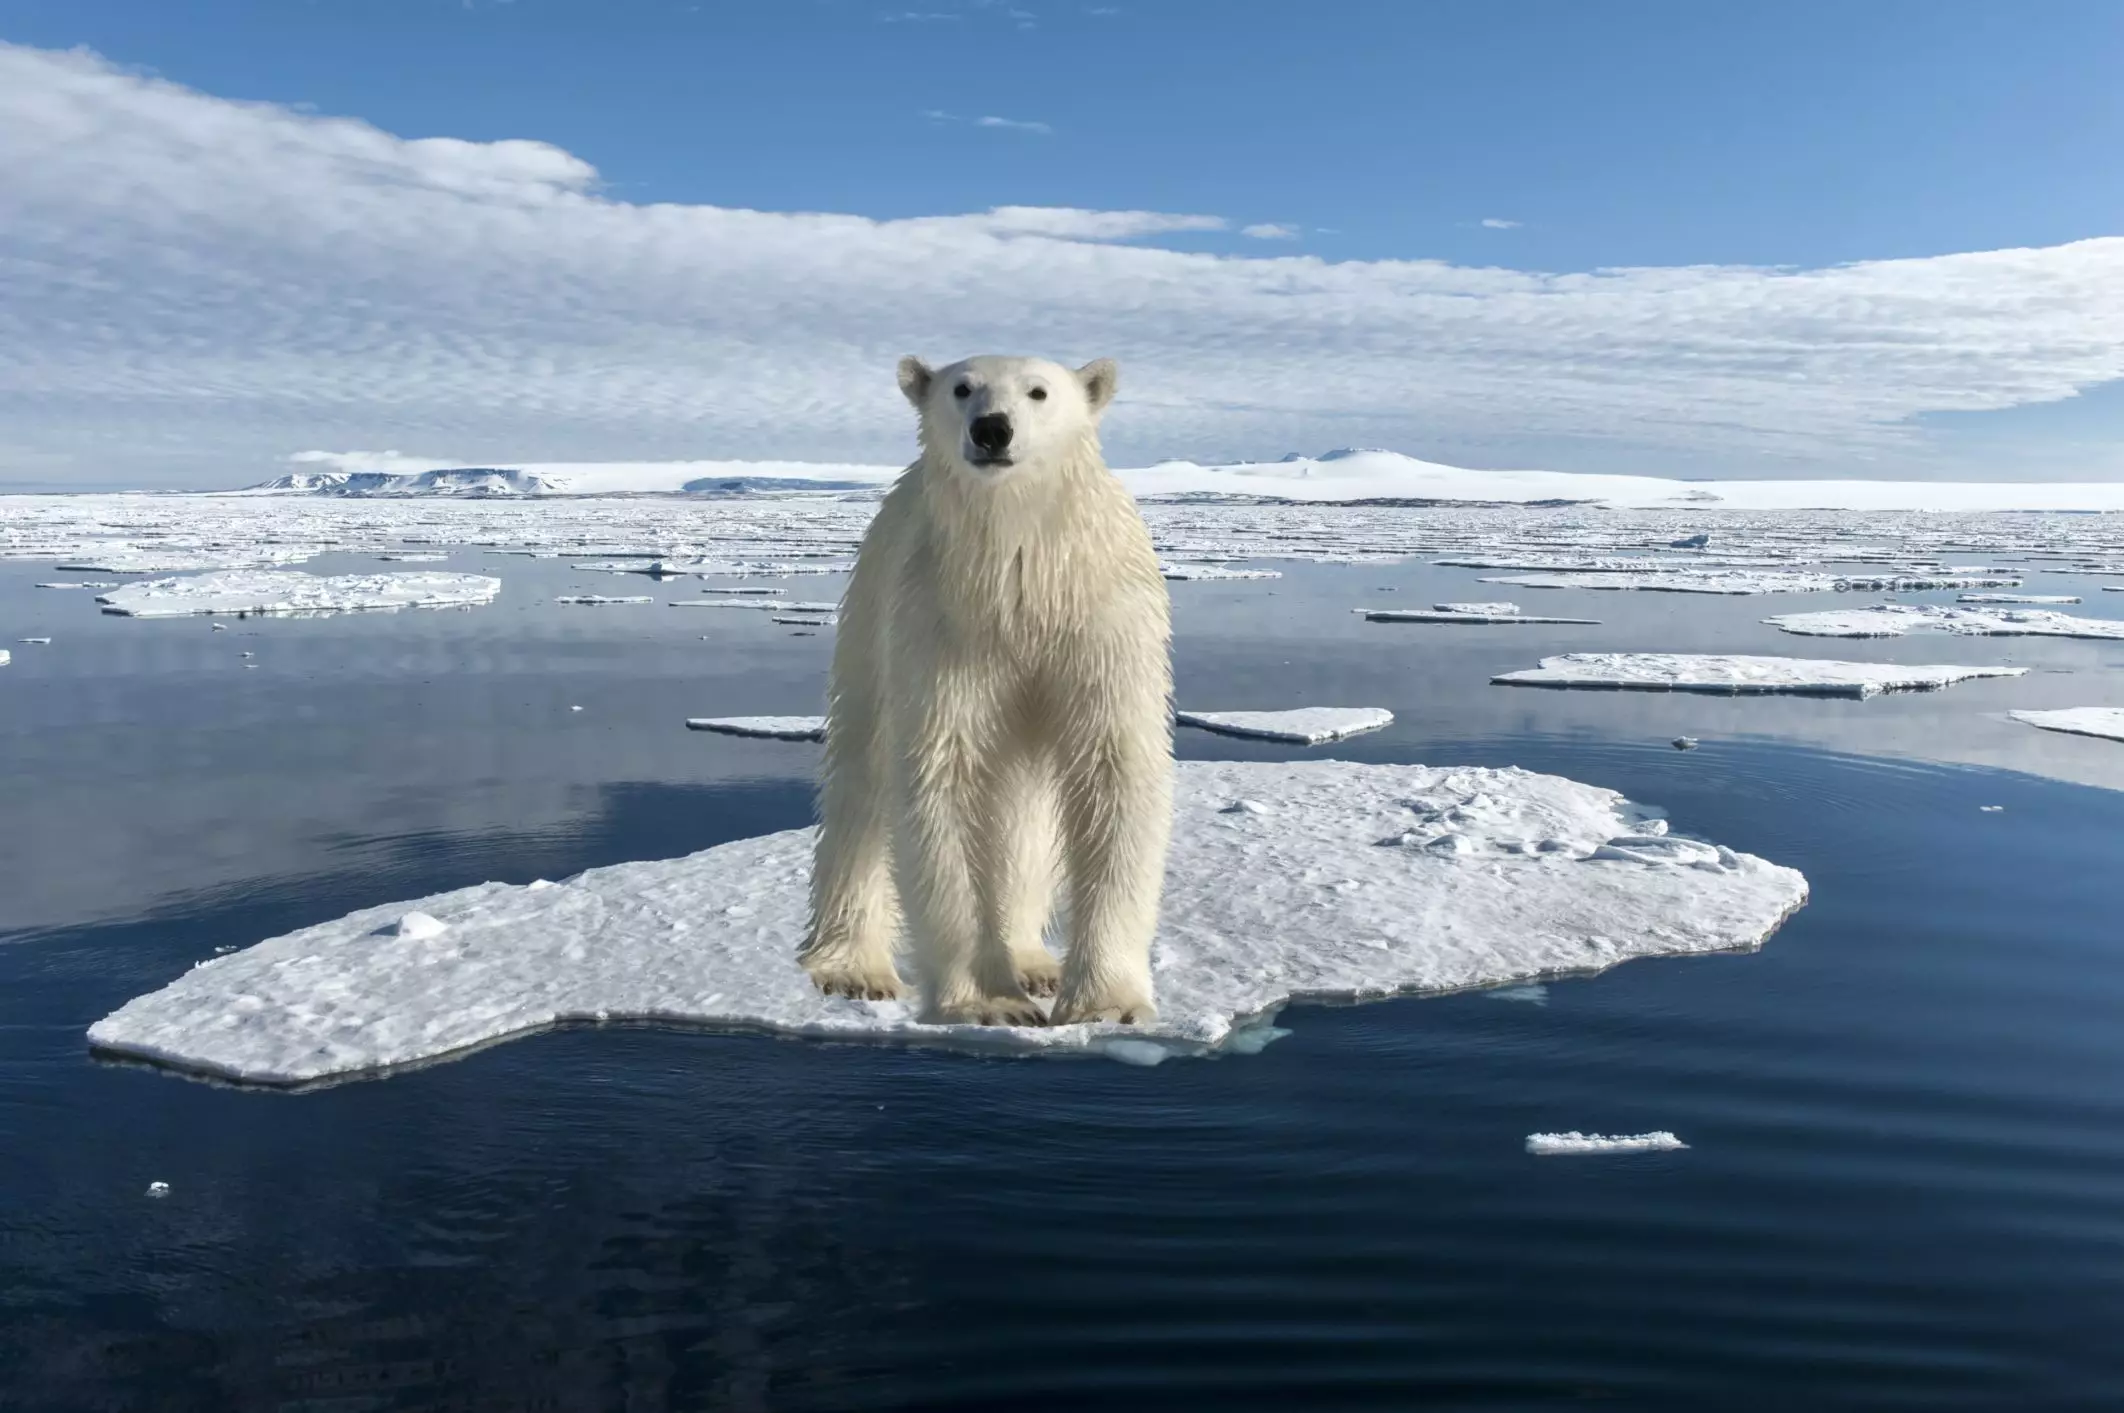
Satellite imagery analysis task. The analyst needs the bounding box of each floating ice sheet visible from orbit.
[1763,604,2124,640]
[554,594,652,606]
[2008,708,2124,744]
[1363,602,1600,625]
[88,760,1807,1087]
[1526,1131,1688,1156]
[1481,570,1839,595]
[97,570,500,618]
[1959,593,2080,605]
[1175,708,1394,743]
[1493,653,2026,699]
[684,716,828,740]
[1160,563,1283,581]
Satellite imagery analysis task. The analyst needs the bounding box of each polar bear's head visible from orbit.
[898,354,1117,479]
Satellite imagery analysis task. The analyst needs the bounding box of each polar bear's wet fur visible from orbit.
[800,354,1175,1027]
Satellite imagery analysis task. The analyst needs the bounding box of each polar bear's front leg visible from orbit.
[894,710,1048,1028]
[1051,723,1174,1027]
[973,755,1063,999]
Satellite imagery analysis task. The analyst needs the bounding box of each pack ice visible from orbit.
[88,760,1806,1086]
[97,570,501,618]
[1494,653,2027,698]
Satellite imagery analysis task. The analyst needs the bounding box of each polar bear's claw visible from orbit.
[803,960,904,1002]
[1050,999,1159,1027]
[930,997,1051,1028]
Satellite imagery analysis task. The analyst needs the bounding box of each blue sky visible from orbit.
[1,0,2121,487]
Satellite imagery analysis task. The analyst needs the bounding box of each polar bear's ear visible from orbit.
[897,357,934,408]
[1076,358,1119,416]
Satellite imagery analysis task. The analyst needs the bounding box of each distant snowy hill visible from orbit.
[238,450,2124,513]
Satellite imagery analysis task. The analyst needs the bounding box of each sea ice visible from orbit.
[19,637,50,645]
[1175,708,1395,743]
[88,760,1807,1086]
[1160,563,1283,581]
[1493,653,2027,699]
[1763,604,2124,640]
[1480,570,1840,595]
[1525,1131,1688,1156]
[1958,593,2080,605]
[96,570,500,618]
[554,594,652,605]
[0,650,9,668]
[2008,708,2124,744]
[1362,601,1600,624]
[684,716,829,740]
[146,1181,171,1198]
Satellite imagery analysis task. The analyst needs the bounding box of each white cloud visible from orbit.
[1241,223,1300,240]
[973,114,1052,134]
[1481,217,1522,229]
[3,41,2123,487]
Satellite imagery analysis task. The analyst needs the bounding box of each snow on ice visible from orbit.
[1493,653,2027,699]
[1763,604,2124,640]
[88,760,1807,1086]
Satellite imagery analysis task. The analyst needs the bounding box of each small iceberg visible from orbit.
[97,570,500,618]
[1526,1131,1687,1156]
[2008,708,2124,744]
[685,716,828,741]
[1176,708,1394,744]
[1493,653,2026,699]
[88,759,1807,1087]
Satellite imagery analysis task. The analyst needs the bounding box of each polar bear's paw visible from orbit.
[1012,949,1063,998]
[801,956,904,1002]
[1051,992,1159,1027]
[928,995,1051,1028]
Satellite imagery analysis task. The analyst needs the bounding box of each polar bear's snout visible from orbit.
[968,413,1013,463]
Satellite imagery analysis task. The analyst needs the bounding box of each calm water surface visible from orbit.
[4,547,2124,1409]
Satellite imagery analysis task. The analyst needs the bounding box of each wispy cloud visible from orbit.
[1480,217,1523,229]
[2,42,2122,486]
[1240,223,1300,240]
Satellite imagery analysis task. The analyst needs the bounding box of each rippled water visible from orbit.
[5,549,2124,1408]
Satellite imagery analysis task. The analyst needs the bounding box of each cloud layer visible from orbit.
[3,41,2122,486]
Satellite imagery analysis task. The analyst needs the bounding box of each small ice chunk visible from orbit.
[0,651,10,668]
[1176,707,1393,744]
[146,1181,171,1197]
[1100,1039,1173,1066]
[19,637,51,645]
[393,911,447,940]
[1436,602,1519,615]
[1525,1131,1687,1156]
[1494,653,2025,699]
[1363,605,1600,625]
[1979,805,2004,813]
[685,715,828,741]
[1673,737,1700,750]
[1221,799,1272,815]
[554,595,653,605]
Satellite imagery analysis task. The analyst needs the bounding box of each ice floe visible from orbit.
[96,570,501,618]
[1362,601,1600,625]
[554,594,653,605]
[1762,604,2124,640]
[2008,708,2124,744]
[1481,570,1841,595]
[87,759,1808,1086]
[683,716,828,740]
[1525,1131,1688,1156]
[1493,653,2027,699]
[1175,708,1395,743]
[0,650,10,668]
[1959,593,2080,605]
[1160,563,1283,581]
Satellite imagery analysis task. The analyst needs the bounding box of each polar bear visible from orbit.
[798,354,1174,1027]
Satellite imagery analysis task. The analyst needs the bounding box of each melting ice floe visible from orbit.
[2008,708,2124,744]
[1493,653,2026,698]
[684,716,828,740]
[96,570,501,618]
[1958,593,2080,605]
[1160,563,1283,581]
[1175,708,1394,743]
[1762,604,2124,640]
[87,760,1806,1086]
[555,594,652,606]
[1525,1131,1688,1155]
[1481,570,2022,596]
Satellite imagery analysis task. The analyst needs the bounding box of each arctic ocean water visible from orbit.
[5,549,2124,1409]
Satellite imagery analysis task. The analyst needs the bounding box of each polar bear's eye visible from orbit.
[1028,387,1048,401]
[953,383,972,399]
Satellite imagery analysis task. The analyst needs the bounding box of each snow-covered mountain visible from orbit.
[237,450,2124,513]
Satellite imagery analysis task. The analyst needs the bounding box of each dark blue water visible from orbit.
[5,549,2124,1409]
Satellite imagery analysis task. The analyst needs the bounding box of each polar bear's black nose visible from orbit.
[969,413,1013,456]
